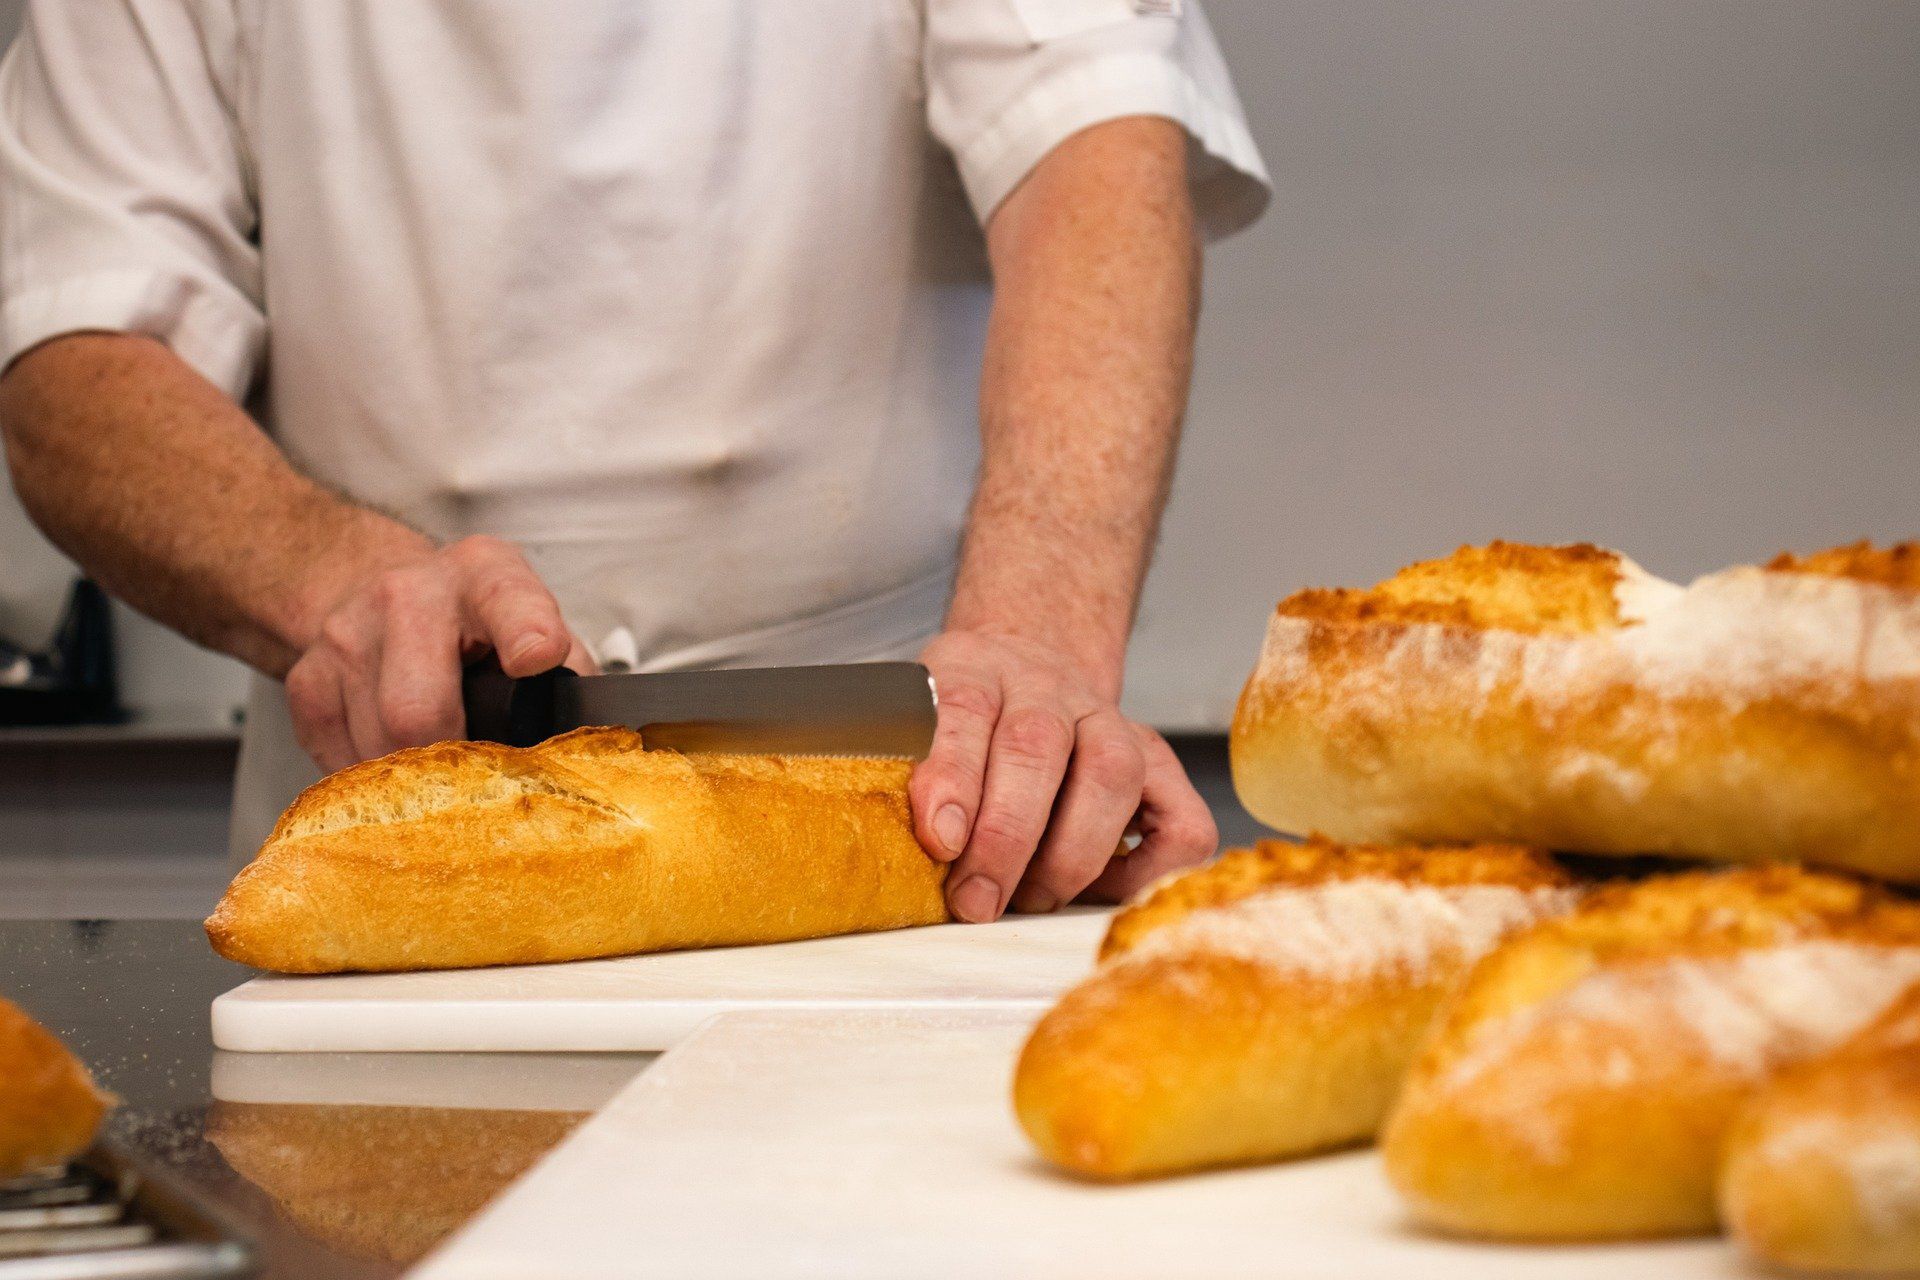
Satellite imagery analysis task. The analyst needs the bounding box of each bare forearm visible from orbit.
[950,115,1199,698]
[0,333,429,676]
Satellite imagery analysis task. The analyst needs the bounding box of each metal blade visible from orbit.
[560,662,937,759]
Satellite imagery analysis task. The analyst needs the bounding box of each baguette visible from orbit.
[0,997,110,1176]
[1232,540,1920,882]
[1381,865,1920,1241]
[1720,981,1920,1274]
[1012,838,1577,1179]
[205,727,949,973]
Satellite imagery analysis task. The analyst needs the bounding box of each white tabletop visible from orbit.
[413,1008,1744,1280]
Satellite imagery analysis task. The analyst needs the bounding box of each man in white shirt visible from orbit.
[0,2,1267,922]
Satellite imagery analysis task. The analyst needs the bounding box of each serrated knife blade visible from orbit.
[462,660,938,759]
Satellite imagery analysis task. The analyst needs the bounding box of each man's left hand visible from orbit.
[909,629,1218,923]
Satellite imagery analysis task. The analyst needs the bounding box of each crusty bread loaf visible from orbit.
[207,1102,582,1263]
[0,996,109,1176]
[1012,838,1577,1179]
[1232,540,1920,883]
[1382,865,1920,1241]
[206,727,949,973]
[1720,980,1920,1274]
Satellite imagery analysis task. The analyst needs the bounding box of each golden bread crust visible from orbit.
[207,1102,582,1263]
[1276,542,1627,635]
[1720,981,1920,1273]
[1015,840,1575,1180]
[0,997,109,1176]
[206,728,949,973]
[1769,540,1920,589]
[1233,541,1920,883]
[1383,866,1920,1242]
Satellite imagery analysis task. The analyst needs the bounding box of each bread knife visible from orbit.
[461,657,938,759]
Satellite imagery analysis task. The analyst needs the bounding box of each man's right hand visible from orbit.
[284,535,591,772]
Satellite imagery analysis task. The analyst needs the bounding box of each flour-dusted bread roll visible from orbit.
[206,727,948,973]
[1232,540,1920,882]
[0,997,110,1176]
[1720,981,1920,1274]
[1012,838,1578,1180]
[1382,866,1920,1241]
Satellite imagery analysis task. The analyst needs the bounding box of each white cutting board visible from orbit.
[211,909,1110,1053]
[411,1009,1745,1280]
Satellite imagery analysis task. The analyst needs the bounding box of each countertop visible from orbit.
[0,920,650,1278]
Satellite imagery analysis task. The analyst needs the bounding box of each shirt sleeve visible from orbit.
[0,0,263,398]
[923,0,1271,240]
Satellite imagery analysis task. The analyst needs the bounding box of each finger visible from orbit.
[450,538,571,676]
[1084,729,1218,902]
[1010,709,1144,914]
[909,673,1000,866]
[373,569,465,747]
[947,693,1076,923]
[340,645,392,763]
[317,600,392,762]
[285,652,356,774]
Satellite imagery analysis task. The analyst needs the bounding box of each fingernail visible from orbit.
[933,804,968,858]
[950,875,1001,923]
[508,635,545,666]
[1015,888,1059,915]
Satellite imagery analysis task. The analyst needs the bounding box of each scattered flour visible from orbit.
[1844,1131,1920,1239]
[1610,559,1686,625]
[1118,878,1577,984]
[1255,558,1920,721]
[1438,943,1920,1104]
[1425,943,1920,1165]
[1756,1115,1920,1241]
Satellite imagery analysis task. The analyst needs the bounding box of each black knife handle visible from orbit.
[461,654,577,747]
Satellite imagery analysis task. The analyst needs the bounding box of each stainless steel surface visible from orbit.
[568,662,939,759]
[0,922,651,1278]
[0,1144,253,1278]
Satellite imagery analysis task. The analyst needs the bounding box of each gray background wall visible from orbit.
[1,1,1917,912]
[1138,0,1920,726]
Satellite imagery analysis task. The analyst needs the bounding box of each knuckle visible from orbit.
[1171,813,1219,860]
[317,612,365,659]
[909,759,965,799]
[372,570,417,612]
[1078,732,1145,793]
[448,534,509,563]
[287,674,340,731]
[284,662,322,711]
[996,706,1071,763]
[934,680,999,726]
[970,809,1043,860]
[468,570,519,612]
[366,564,428,610]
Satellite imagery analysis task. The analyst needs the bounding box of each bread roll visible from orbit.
[208,1102,582,1263]
[1232,540,1920,882]
[1012,838,1577,1179]
[0,996,110,1176]
[206,727,948,973]
[1382,865,1920,1241]
[1720,981,1920,1274]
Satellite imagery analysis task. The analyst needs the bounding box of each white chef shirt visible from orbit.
[0,0,1268,857]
